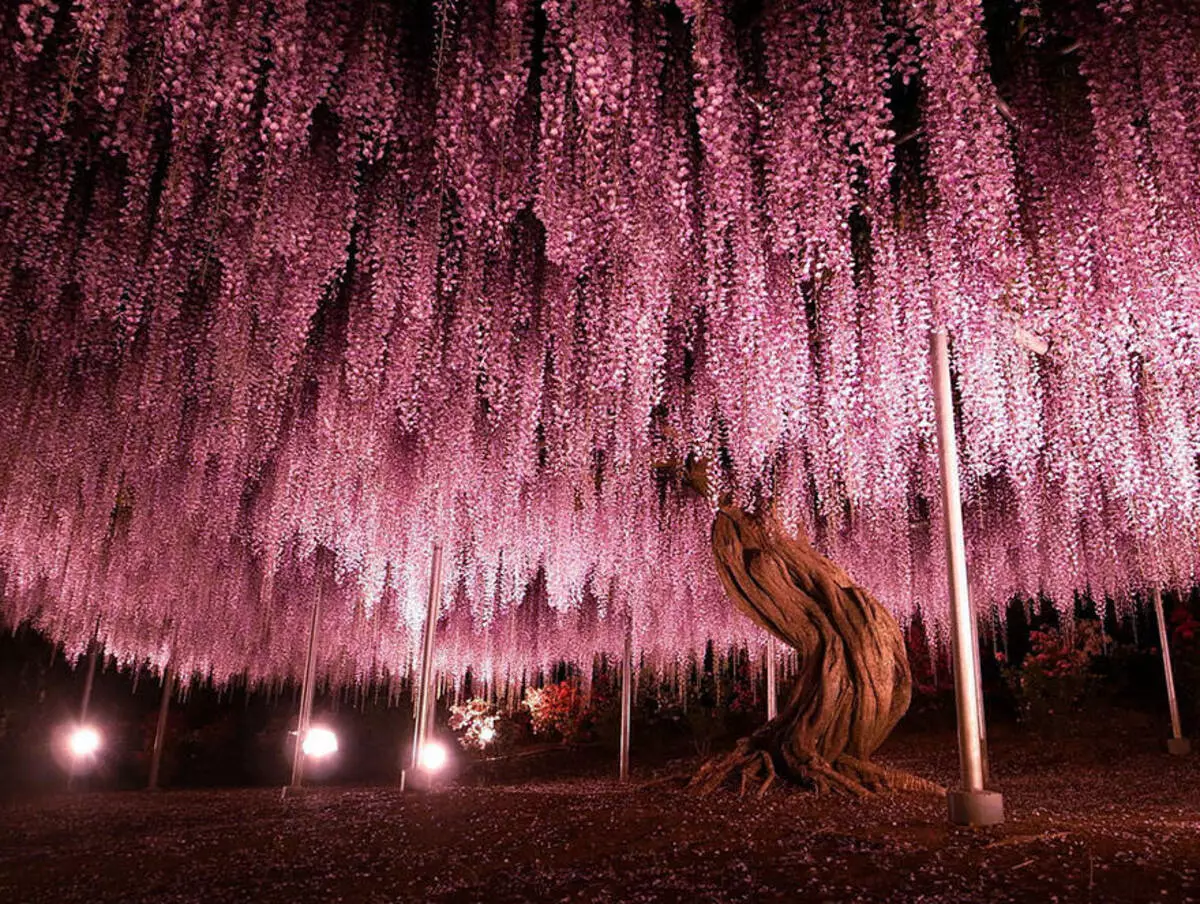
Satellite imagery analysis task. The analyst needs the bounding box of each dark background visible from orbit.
[1,587,1195,796]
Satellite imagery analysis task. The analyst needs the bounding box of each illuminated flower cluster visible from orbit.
[524,681,592,743]
[0,0,1198,689]
[449,698,501,749]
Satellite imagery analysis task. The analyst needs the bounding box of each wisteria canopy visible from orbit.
[1,0,1197,684]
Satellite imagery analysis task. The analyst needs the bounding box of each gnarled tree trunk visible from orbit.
[690,505,941,797]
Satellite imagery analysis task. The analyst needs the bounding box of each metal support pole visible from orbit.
[619,614,633,782]
[765,634,778,721]
[1152,587,1191,755]
[289,588,322,790]
[80,636,99,721]
[409,544,445,778]
[930,328,1003,826]
[69,626,101,789]
[970,605,990,787]
[148,663,172,790]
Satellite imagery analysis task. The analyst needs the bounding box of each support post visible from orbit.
[1152,587,1190,756]
[68,624,101,789]
[407,543,444,783]
[619,613,633,782]
[930,328,1003,826]
[765,634,778,721]
[289,587,322,790]
[80,635,99,721]
[148,663,172,790]
[970,603,990,787]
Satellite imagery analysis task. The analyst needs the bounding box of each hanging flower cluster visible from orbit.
[1,0,1198,687]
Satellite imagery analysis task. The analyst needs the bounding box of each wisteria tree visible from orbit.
[0,0,1197,746]
[691,503,937,795]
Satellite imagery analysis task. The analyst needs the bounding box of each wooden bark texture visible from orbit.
[692,505,940,797]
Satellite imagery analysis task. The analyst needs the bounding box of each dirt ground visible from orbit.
[2,725,1199,903]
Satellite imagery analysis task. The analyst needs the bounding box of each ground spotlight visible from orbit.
[63,724,102,766]
[478,724,496,745]
[69,725,102,758]
[417,739,449,772]
[301,726,338,758]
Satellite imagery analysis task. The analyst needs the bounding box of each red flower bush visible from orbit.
[523,681,593,744]
[1003,622,1103,732]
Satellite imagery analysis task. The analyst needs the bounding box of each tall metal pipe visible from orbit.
[148,663,172,790]
[80,640,98,721]
[411,544,444,774]
[289,586,322,789]
[1152,587,1184,741]
[69,625,102,789]
[79,618,101,721]
[930,328,987,795]
[970,602,990,786]
[619,614,633,782]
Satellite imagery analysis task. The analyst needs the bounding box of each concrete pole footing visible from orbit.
[947,789,1004,827]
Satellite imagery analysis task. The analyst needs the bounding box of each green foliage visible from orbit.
[680,652,758,756]
[1001,620,1103,733]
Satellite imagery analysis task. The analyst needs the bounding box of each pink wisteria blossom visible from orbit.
[0,0,1196,687]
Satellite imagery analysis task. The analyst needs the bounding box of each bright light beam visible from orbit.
[301,726,338,758]
[417,740,449,772]
[68,725,102,759]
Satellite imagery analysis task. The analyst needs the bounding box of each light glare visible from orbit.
[68,725,101,759]
[301,726,338,758]
[417,740,449,772]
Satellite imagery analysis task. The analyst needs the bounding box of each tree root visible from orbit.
[834,753,945,797]
[637,769,695,790]
[689,738,944,799]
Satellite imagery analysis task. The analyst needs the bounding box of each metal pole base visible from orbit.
[947,789,1004,827]
[1167,737,1192,757]
[401,768,441,792]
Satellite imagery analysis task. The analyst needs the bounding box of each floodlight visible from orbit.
[301,726,338,758]
[417,740,449,772]
[68,725,102,759]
